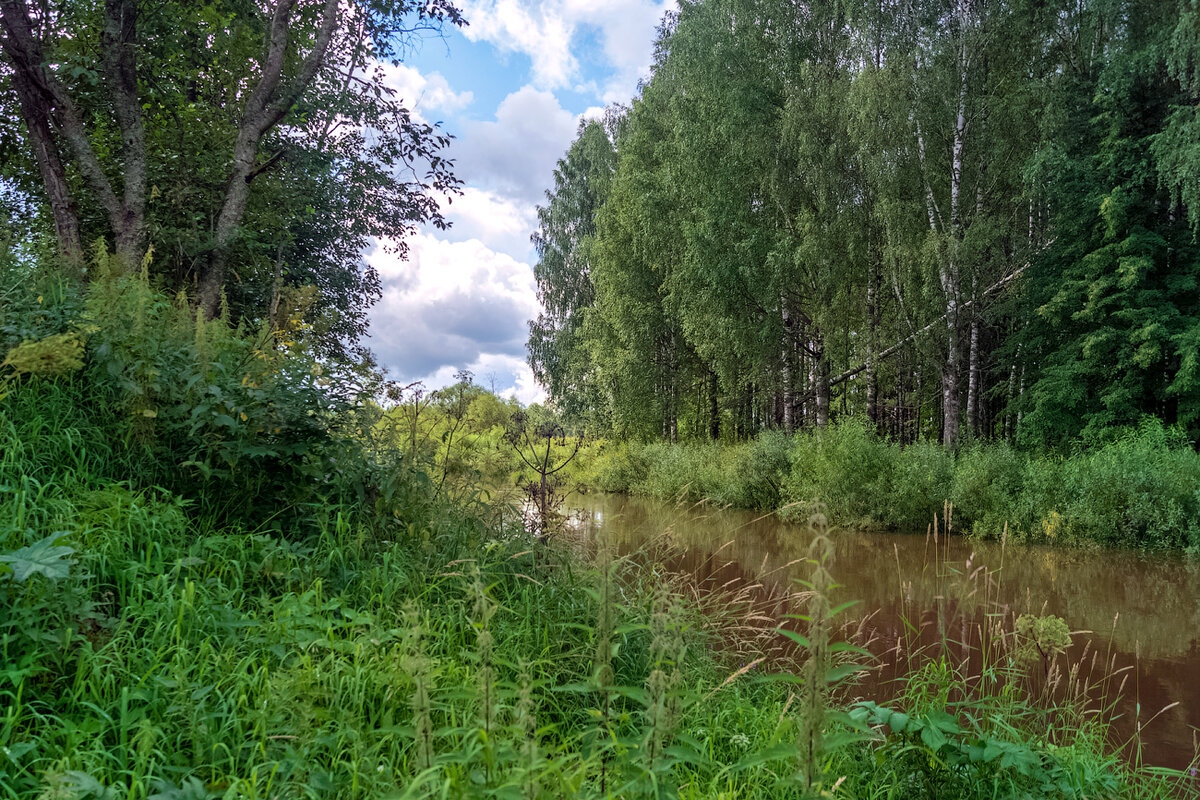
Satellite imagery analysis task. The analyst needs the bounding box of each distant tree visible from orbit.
[528,117,619,426]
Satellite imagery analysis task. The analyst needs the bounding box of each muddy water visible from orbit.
[561,490,1200,771]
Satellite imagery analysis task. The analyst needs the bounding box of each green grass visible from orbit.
[567,418,1200,550]
[1,278,1192,798]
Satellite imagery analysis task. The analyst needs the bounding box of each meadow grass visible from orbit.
[1,278,1193,798]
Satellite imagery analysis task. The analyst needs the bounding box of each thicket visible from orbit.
[3,267,1190,797]
[569,419,1200,550]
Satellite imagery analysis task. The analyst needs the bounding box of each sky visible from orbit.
[364,0,675,405]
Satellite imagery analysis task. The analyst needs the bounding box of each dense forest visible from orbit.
[530,0,1200,450]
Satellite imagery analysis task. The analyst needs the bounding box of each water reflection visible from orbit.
[562,490,1200,770]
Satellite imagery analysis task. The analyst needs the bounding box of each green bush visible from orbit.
[1057,420,1200,548]
[712,429,791,509]
[950,442,1028,536]
[578,439,649,493]
[783,418,896,526]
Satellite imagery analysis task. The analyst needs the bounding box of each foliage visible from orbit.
[568,418,1200,550]
[0,0,464,356]
[528,0,1200,450]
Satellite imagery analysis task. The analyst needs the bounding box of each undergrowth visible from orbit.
[0,270,1192,798]
[568,418,1200,550]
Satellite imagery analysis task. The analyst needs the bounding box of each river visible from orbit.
[558,490,1200,771]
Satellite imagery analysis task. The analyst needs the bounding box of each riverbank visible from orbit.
[560,418,1200,550]
[561,488,1200,773]
[2,277,1191,797]
[1,389,1188,797]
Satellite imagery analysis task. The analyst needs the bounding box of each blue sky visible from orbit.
[364,0,674,404]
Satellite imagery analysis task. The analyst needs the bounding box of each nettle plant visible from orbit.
[0,531,94,688]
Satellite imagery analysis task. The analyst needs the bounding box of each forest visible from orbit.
[2,0,1200,797]
[530,0,1200,451]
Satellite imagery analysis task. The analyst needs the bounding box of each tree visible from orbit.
[0,0,463,346]
[528,116,620,426]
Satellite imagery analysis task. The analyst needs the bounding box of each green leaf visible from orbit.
[2,742,35,766]
[919,723,948,750]
[775,628,810,648]
[0,533,74,582]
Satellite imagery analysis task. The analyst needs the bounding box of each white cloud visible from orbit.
[459,0,674,99]
[367,233,540,393]
[362,5,676,406]
[440,186,537,260]
[419,353,546,406]
[454,85,579,205]
[381,62,474,122]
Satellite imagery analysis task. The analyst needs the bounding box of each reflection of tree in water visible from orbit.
[566,491,1200,770]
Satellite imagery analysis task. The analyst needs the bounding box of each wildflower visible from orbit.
[730,733,750,750]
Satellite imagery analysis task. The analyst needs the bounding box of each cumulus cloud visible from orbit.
[452,85,579,205]
[440,186,538,259]
[366,233,540,388]
[381,62,475,122]
[360,5,675,405]
[459,0,674,99]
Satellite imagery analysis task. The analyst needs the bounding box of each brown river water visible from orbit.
[557,490,1200,772]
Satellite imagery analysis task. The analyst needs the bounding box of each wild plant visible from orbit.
[640,585,686,789]
[795,512,833,792]
[471,563,500,785]
[514,659,540,799]
[591,539,619,795]
[402,601,436,773]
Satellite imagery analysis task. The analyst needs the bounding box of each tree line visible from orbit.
[529,0,1200,449]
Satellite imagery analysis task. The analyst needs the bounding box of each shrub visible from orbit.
[1058,420,1200,548]
[783,418,896,526]
[950,442,1029,536]
[883,440,955,530]
[713,429,791,509]
[578,440,649,493]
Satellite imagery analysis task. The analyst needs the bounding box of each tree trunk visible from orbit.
[866,254,880,426]
[708,369,720,441]
[941,0,971,450]
[781,302,795,432]
[102,0,147,267]
[200,0,340,317]
[966,311,981,437]
[814,336,830,429]
[4,61,83,268]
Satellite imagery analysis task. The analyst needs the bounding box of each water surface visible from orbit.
[561,490,1200,770]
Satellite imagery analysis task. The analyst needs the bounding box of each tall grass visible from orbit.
[572,418,1200,550]
[1,276,1192,798]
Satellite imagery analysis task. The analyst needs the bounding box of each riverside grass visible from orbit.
[0,410,1188,799]
[555,419,1200,551]
[0,284,1192,797]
